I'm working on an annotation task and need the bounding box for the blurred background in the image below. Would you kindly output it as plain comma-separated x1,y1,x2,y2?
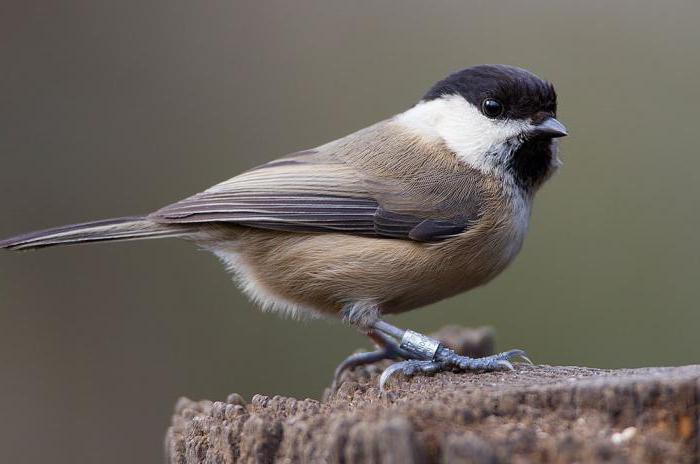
1,1,699,462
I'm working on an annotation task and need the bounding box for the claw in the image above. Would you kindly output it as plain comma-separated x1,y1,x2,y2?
379,360,441,391
497,349,532,365
379,361,412,391
331,329,415,391
496,359,514,371
332,348,401,391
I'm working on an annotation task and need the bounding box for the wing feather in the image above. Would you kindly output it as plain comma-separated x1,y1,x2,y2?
150,144,479,241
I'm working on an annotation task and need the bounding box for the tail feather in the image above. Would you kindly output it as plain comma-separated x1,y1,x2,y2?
0,216,196,251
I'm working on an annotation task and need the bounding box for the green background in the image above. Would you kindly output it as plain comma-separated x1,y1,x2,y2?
1,1,699,462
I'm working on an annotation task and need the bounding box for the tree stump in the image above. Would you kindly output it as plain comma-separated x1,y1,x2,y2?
165,326,698,463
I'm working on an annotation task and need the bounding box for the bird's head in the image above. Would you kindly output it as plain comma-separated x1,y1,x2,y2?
397,64,567,190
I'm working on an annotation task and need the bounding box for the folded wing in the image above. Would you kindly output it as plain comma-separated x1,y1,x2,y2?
150,149,477,242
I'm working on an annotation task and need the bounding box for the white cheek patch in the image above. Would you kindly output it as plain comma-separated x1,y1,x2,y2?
396,95,529,172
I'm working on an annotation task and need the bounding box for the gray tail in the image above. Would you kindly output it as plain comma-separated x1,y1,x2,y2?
0,216,196,251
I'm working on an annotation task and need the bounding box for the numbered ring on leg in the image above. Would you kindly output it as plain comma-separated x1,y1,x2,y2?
399,330,441,360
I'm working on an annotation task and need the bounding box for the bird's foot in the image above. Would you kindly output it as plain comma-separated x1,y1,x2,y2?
334,318,531,391
367,319,530,391
379,347,531,390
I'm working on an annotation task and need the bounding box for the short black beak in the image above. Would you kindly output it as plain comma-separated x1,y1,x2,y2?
531,117,568,138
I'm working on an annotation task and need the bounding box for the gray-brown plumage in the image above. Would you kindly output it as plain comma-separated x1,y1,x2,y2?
1,64,567,386
163,121,523,317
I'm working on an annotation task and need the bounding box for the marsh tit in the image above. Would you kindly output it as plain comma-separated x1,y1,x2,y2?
1,64,567,389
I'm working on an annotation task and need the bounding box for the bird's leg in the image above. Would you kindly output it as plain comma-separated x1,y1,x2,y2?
337,304,529,390
331,330,410,390
370,319,531,391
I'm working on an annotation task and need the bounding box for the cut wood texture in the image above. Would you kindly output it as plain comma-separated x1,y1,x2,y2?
165,326,698,463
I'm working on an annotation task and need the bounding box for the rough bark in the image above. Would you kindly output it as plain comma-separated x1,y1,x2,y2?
165,326,698,463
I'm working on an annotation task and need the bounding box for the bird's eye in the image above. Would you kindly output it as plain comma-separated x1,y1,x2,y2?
481,98,504,118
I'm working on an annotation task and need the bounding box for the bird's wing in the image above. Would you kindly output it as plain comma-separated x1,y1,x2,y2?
150,148,482,242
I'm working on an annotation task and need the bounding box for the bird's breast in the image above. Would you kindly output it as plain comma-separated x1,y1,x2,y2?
375,189,532,313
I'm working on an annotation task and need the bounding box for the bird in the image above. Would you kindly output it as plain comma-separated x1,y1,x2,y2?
1,64,567,390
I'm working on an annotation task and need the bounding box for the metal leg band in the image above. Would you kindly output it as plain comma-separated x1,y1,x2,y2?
399,330,441,360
